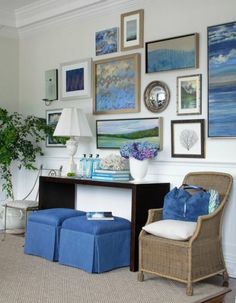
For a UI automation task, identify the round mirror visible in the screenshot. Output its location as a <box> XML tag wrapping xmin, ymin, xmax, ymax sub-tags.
<box><xmin>144</xmin><ymin>81</ymin><xmax>170</xmax><ymax>113</ymax></box>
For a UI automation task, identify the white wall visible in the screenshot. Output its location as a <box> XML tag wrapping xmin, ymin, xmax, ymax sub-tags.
<box><xmin>0</xmin><ymin>31</ymin><xmax>19</xmax><ymax>112</ymax></box>
<box><xmin>15</xmin><ymin>0</ymin><xmax>236</xmax><ymax>276</ymax></box>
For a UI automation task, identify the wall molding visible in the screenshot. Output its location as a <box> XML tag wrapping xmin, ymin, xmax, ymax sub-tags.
<box><xmin>16</xmin><ymin>0</ymin><xmax>138</xmax><ymax>35</ymax></box>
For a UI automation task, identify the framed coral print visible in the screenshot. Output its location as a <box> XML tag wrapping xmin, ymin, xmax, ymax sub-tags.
<box><xmin>96</xmin><ymin>27</ymin><xmax>118</xmax><ymax>56</ymax></box>
<box><xmin>60</xmin><ymin>58</ymin><xmax>91</xmax><ymax>100</ymax></box>
<box><xmin>171</xmin><ymin>119</ymin><xmax>205</xmax><ymax>158</ymax></box>
<box><xmin>46</xmin><ymin>109</ymin><xmax>65</xmax><ymax>147</ymax></box>
<box><xmin>146</xmin><ymin>33</ymin><xmax>199</xmax><ymax>73</ymax></box>
<box><xmin>208</xmin><ymin>21</ymin><xmax>236</xmax><ymax>137</ymax></box>
<box><xmin>121</xmin><ymin>9</ymin><xmax>144</xmax><ymax>51</ymax></box>
<box><xmin>93</xmin><ymin>53</ymin><xmax>140</xmax><ymax>114</ymax></box>
<box><xmin>96</xmin><ymin>117</ymin><xmax>162</xmax><ymax>149</ymax></box>
<box><xmin>177</xmin><ymin>74</ymin><xmax>202</xmax><ymax>115</ymax></box>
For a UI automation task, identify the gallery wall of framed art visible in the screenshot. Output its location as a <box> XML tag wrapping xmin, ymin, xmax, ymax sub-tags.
<box><xmin>17</xmin><ymin>0</ymin><xmax>236</xmax><ymax>279</ymax></box>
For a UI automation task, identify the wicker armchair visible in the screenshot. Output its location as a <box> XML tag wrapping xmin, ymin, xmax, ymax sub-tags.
<box><xmin>138</xmin><ymin>172</ymin><xmax>233</xmax><ymax>296</ymax></box>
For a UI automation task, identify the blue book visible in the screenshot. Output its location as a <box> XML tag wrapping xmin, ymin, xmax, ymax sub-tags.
<box><xmin>86</xmin><ymin>211</ymin><xmax>114</xmax><ymax>220</ymax></box>
<box><xmin>92</xmin><ymin>172</ymin><xmax>130</xmax><ymax>178</ymax></box>
<box><xmin>94</xmin><ymin>169</ymin><xmax>130</xmax><ymax>175</ymax></box>
<box><xmin>92</xmin><ymin>175</ymin><xmax>130</xmax><ymax>181</ymax></box>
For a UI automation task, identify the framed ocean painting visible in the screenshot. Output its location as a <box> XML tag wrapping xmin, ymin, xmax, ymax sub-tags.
<box><xmin>208</xmin><ymin>21</ymin><xmax>236</xmax><ymax>137</ymax></box>
<box><xmin>145</xmin><ymin>33</ymin><xmax>199</xmax><ymax>73</ymax></box>
<box><xmin>120</xmin><ymin>9</ymin><xmax>144</xmax><ymax>51</ymax></box>
<box><xmin>93</xmin><ymin>53</ymin><xmax>140</xmax><ymax>114</ymax></box>
<box><xmin>95</xmin><ymin>27</ymin><xmax>118</xmax><ymax>56</ymax></box>
<box><xmin>96</xmin><ymin>117</ymin><xmax>162</xmax><ymax>149</ymax></box>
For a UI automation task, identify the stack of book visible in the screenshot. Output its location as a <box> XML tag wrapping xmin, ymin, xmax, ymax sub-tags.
<box><xmin>86</xmin><ymin>211</ymin><xmax>114</xmax><ymax>220</ymax></box>
<box><xmin>91</xmin><ymin>169</ymin><xmax>130</xmax><ymax>181</ymax></box>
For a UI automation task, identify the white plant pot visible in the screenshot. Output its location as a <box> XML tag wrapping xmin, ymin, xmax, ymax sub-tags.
<box><xmin>129</xmin><ymin>157</ymin><xmax>149</xmax><ymax>182</ymax></box>
<box><xmin>0</xmin><ymin>205</ymin><xmax>25</xmax><ymax>232</ymax></box>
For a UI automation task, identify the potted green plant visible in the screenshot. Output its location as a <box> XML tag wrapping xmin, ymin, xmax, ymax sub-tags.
<box><xmin>0</xmin><ymin>107</ymin><xmax>52</xmax><ymax>199</ymax></box>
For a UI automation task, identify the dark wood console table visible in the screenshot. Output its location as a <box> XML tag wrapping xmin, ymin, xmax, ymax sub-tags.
<box><xmin>39</xmin><ymin>176</ymin><xmax>170</xmax><ymax>271</ymax></box>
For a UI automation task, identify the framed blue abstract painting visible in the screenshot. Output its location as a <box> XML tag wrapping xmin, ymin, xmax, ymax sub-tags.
<box><xmin>93</xmin><ymin>53</ymin><xmax>140</xmax><ymax>114</ymax></box>
<box><xmin>96</xmin><ymin>27</ymin><xmax>118</xmax><ymax>56</ymax></box>
<box><xmin>145</xmin><ymin>33</ymin><xmax>199</xmax><ymax>73</ymax></box>
<box><xmin>60</xmin><ymin>58</ymin><xmax>91</xmax><ymax>100</ymax></box>
<box><xmin>208</xmin><ymin>21</ymin><xmax>236</xmax><ymax>137</ymax></box>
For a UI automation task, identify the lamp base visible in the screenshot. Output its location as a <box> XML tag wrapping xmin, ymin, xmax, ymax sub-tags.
<box><xmin>66</xmin><ymin>138</ymin><xmax>78</xmax><ymax>174</ymax></box>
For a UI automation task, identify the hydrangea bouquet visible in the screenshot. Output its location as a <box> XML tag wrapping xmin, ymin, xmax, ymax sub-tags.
<box><xmin>120</xmin><ymin>141</ymin><xmax>158</xmax><ymax>161</ymax></box>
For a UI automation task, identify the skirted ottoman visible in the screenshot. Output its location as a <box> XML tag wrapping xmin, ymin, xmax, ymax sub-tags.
<box><xmin>24</xmin><ymin>208</ymin><xmax>85</xmax><ymax>261</ymax></box>
<box><xmin>58</xmin><ymin>216</ymin><xmax>131</xmax><ymax>273</ymax></box>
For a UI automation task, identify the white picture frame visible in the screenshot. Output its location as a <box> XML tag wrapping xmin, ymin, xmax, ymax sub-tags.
<box><xmin>60</xmin><ymin>58</ymin><xmax>91</xmax><ymax>100</ymax></box>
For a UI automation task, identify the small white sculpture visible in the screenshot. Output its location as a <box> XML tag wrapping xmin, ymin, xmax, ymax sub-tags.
<box><xmin>100</xmin><ymin>154</ymin><xmax>129</xmax><ymax>171</ymax></box>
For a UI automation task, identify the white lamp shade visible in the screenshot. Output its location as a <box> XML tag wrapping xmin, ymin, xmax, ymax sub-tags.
<box><xmin>53</xmin><ymin>108</ymin><xmax>92</xmax><ymax>137</ymax></box>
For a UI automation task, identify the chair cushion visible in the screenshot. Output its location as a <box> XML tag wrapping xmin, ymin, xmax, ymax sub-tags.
<box><xmin>62</xmin><ymin>215</ymin><xmax>130</xmax><ymax>235</ymax></box>
<box><xmin>28</xmin><ymin>208</ymin><xmax>85</xmax><ymax>226</ymax></box>
<box><xmin>4</xmin><ymin>200</ymin><xmax>38</xmax><ymax>209</ymax></box>
<box><xmin>163</xmin><ymin>187</ymin><xmax>210</xmax><ymax>222</ymax></box>
<box><xmin>142</xmin><ymin>219</ymin><xmax>197</xmax><ymax>240</ymax></box>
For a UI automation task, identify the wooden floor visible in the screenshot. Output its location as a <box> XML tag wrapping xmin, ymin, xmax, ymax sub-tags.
<box><xmin>203</xmin><ymin>276</ymin><xmax>236</xmax><ymax>303</ymax></box>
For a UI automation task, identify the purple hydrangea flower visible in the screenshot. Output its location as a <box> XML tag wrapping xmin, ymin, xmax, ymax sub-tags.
<box><xmin>120</xmin><ymin>141</ymin><xmax>158</xmax><ymax>160</ymax></box>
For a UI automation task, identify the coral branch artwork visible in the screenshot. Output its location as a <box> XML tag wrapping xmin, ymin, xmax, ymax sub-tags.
<box><xmin>171</xmin><ymin>119</ymin><xmax>204</xmax><ymax>158</ymax></box>
<box><xmin>180</xmin><ymin>129</ymin><xmax>198</xmax><ymax>151</ymax></box>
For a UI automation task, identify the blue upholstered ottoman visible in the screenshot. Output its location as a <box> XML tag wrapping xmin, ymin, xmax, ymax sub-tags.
<box><xmin>24</xmin><ymin>208</ymin><xmax>85</xmax><ymax>261</ymax></box>
<box><xmin>58</xmin><ymin>216</ymin><xmax>131</xmax><ymax>273</ymax></box>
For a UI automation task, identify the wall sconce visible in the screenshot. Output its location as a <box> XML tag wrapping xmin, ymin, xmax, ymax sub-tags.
<box><xmin>42</xmin><ymin>69</ymin><xmax>58</xmax><ymax>106</ymax></box>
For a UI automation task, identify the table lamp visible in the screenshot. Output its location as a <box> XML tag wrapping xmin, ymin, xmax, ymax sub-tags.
<box><xmin>53</xmin><ymin>108</ymin><xmax>92</xmax><ymax>174</ymax></box>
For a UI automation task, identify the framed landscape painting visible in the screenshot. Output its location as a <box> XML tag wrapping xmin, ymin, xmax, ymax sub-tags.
<box><xmin>93</xmin><ymin>53</ymin><xmax>140</xmax><ymax>114</ymax></box>
<box><xmin>208</xmin><ymin>21</ymin><xmax>236</xmax><ymax>137</ymax></box>
<box><xmin>46</xmin><ymin>109</ymin><xmax>65</xmax><ymax>147</ymax></box>
<box><xmin>171</xmin><ymin>119</ymin><xmax>205</xmax><ymax>158</ymax></box>
<box><xmin>60</xmin><ymin>58</ymin><xmax>91</xmax><ymax>100</ymax></box>
<box><xmin>96</xmin><ymin>117</ymin><xmax>162</xmax><ymax>149</ymax></box>
<box><xmin>146</xmin><ymin>33</ymin><xmax>199</xmax><ymax>73</ymax></box>
<box><xmin>177</xmin><ymin>74</ymin><xmax>202</xmax><ymax>115</ymax></box>
<box><xmin>95</xmin><ymin>27</ymin><xmax>118</xmax><ymax>56</ymax></box>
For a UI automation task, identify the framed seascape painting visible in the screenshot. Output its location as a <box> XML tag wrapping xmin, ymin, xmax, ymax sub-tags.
<box><xmin>171</xmin><ymin>119</ymin><xmax>205</xmax><ymax>158</ymax></box>
<box><xmin>96</xmin><ymin>117</ymin><xmax>162</xmax><ymax>149</ymax></box>
<box><xmin>95</xmin><ymin>27</ymin><xmax>118</xmax><ymax>56</ymax></box>
<box><xmin>208</xmin><ymin>21</ymin><xmax>236</xmax><ymax>137</ymax></box>
<box><xmin>120</xmin><ymin>9</ymin><xmax>144</xmax><ymax>51</ymax></box>
<box><xmin>46</xmin><ymin>110</ymin><xmax>65</xmax><ymax>147</ymax></box>
<box><xmin>146</xmin><ymin>33</ymin><xmax>199</xmax><ymax>73</ymax></box>
<box><xmin>93</xmin><ymin>53</ymin><xmax>140</xmax><ymax>114</ymax></box>
<box><xmin>60</xmin><ymin>58</ymin><xmax>91</xmax><ymax>100</ymax></box>
<box><xmin>177</xmin><ymin>74</ymin><xmax>202</xmax><ymax>115</ymax></box>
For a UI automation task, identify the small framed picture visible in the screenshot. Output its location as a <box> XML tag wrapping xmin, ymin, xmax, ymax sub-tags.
<box><xmin>120</xmin><ymin>9</ymin><xmax>144</xmax><ymax>51</ymax></box>
<box><xmin>177</xmin><ymin>74</ymin><xmax>202</xmax><ymax>115</ymax></box>
<box><xmin>60</xmin><ymin>58</ymin><xmax>91</xmax><ymax>100</ymax></box>
<box><xmin>171</xmin><ymin>119</ymin><xmax>205</xmax><ymax>158</ymax></box>
<box><xmin>46</xmin><ymin>109</ymin><xmax>65</xmax><ymax>147</ymax></box>
<box><xmin>95</xmin><ymin>27</ymin><xmax>118</xmax><ymax>56</ymax></box>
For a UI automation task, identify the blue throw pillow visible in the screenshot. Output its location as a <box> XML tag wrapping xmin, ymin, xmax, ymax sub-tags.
<box><xmin>163</xmin><ymin>187</ymin><xmax>210</xmax><ymax>222</ymax></box>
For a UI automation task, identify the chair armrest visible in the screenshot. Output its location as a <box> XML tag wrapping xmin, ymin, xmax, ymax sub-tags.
<box><xmin>139</xmin><ymin>208</ymin><xmax>163</xmax><ymax>238</ymax></box>
<box><xmin>146</xmin><ymin>208</ymin><xmax>163</xmax><ymax>225</ymax></box>
<box><xmin>189</xmin><ymin>207</ymin><xmax>223</xmax><ymax>244</ymax></box>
